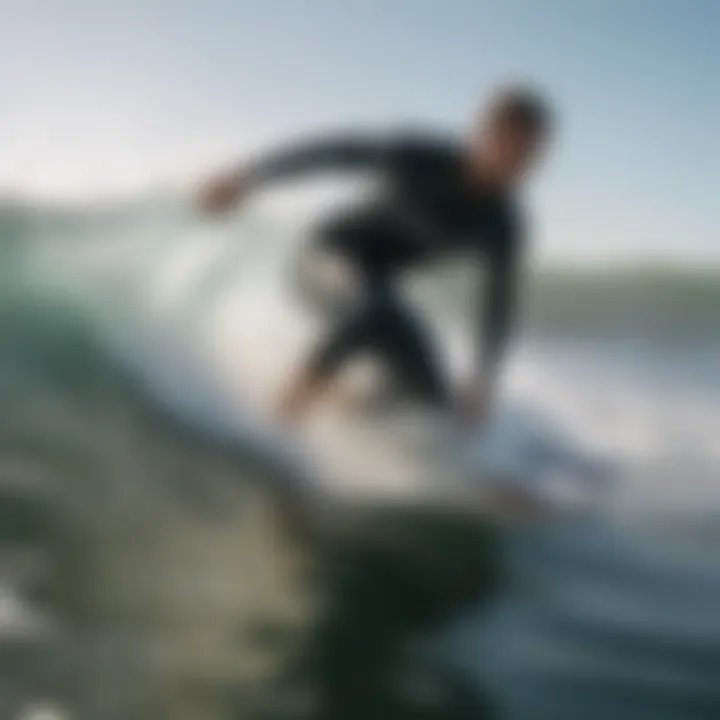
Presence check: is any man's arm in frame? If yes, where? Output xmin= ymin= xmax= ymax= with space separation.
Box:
xmin=198 ymin=130 xmax=445 ymax=214
xmin=478 ymin=252 xmax=517 ymax=387
xmin=243 ymin=134 xmax=388 ymax=190
xmin=467 ymin=228 xmax=523 ymax=421
xmin=198 ymin=134 xmax=392 ymax=213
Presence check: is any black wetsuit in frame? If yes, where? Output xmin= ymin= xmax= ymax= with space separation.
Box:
xmin=246 ymin=131 xmax=524 ymax=407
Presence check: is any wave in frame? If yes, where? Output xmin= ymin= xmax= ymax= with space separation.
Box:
xmin=3 ymin=195 xmax=720 ymax=719
xmin=0 ymin=205 xmax=504 ymax=717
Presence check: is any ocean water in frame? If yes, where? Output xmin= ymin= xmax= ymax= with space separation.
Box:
xmin=1 ymin=197 xmax=719 ymax=719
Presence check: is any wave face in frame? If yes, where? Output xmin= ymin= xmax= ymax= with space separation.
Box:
xmin=1 ymin=198 xmax=720 ymax=719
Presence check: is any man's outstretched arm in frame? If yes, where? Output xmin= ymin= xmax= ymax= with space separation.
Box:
xmin=198 ymin=134 xmax=389 ymax=213
xmin=244 ymin=135 xmax=388 ymax=187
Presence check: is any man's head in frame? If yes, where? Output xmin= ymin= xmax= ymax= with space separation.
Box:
xmin=470 ymin=85 xmax=553 ymax=187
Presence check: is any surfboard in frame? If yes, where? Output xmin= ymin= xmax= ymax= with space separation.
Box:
xmin=236 ymin=351 xmax=611 ymax=521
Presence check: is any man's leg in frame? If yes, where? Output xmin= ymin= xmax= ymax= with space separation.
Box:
xmin=376 ymin=298 xmax=451 ymax=410
xmin=276 ymin=301 xmax=379 ymax=424
xmin=277 ymin=278 xmax=451 ymax=423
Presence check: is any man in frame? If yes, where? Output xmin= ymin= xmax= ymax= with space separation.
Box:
xmin=199 ymin=86 xmax=552 ymax=427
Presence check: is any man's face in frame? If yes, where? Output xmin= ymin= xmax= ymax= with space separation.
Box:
xmin=473 ymin=117 xmax=546 ymax=186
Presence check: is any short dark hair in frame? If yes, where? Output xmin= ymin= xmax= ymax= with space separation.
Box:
xmin=486 ymin=85 xmax=553 ymax=137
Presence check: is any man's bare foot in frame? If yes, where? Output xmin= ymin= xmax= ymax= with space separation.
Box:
xmin=275 ymin=369 xmax=334 ymax=427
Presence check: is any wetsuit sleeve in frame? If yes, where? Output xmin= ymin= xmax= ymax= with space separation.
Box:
xmin=476 ymin=219 xmax=524 ymax=391
xmin=244 ymin=135 xmax=389 ymax=189
xmin=243 ymin=129 xmax=447 ymax=191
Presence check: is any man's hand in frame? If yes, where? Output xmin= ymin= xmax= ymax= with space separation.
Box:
xmin=197 ymin=169 xmax=249 ymax=215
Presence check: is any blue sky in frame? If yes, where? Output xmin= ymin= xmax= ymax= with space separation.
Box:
xmin=2 ymin=0 xmax=718 ymax=263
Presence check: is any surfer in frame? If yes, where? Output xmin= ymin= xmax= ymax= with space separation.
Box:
xmin=198 ymin=86 xmax=552 ymax=427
